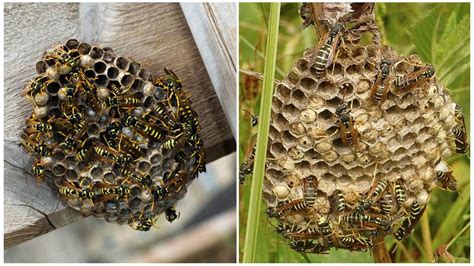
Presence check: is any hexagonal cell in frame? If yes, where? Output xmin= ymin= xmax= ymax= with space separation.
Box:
xmin=299 ymin=108 xmax=317 ymax=124
xmin=307 ymin=94 xmax=325 ymax=109
xmin=299 ymin=77 xmax=317 ymax=91
xmin=78 ymin=42 xmax=92 ymax=55
xmin=139 ymin=69 xmax=151 ymax=81
xmin=103 ymin=50 xmax=116 ymax=63
xmin=121 ymin=74 xmax=134 ymax=87
xmin=89 ymin=47 xmax=104 ymax=59
xmin=36 ymin=61 xmax=47 ymax=74
xmin=281 ymin=103 xmax=299 ymax=120
xmin=345 ymin=64 xmax=362 ymax=76
xmin=128 ymin=61 xmax=140 ymax=75
xmin=270 ymin=142 xmax=286 ymax=156
xmin=287 ymin=71 xmax=300 ymax=85
xmin=317 ymin=81 xmax=338 ymax=100
xmin=296 ymin=58 xmax=310 ymax=72
xmin=274 ymin=113 xmax=290 ymax=130
xmin=289 ymin=122 xmax=306 ymax=136
xmin=276 ymin=83 xmax=291 ymax=99
xmin=65 ymin=169 xmax=78 ymax=181
xmin=107 ymin=67 xmax=119 ymax=80
xmin=94 ymin=61 xmax=107 ymax=74
xmin=291 ymin=89 xmax=307 ymax=105
xmin=281 ymin=131 xmax=297 ymax=148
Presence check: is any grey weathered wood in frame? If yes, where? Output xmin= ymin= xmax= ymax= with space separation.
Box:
xmin=181 ymin=3 xmax=237 ymax=138
xmin=4 ymin=2 xmax=235 ymax=249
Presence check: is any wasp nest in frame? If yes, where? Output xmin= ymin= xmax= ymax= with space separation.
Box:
xmin=20 ymin=39 xmax=206 ymax=231
xmin=260 ymin=5 xmax=468 ymax=253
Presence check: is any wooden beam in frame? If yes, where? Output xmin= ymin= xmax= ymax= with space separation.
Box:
xmin=4 ymin=2 xmax=235 ymax=249
xmin=181 ymin=3 xmax=237 ymax=138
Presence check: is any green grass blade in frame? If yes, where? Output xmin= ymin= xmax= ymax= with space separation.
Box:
xmin=242 ymin=2 xmax=281 ymax=263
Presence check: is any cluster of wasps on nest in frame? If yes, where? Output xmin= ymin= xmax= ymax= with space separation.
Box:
xmin=240 ymin=4 xmax=468 ymax=254
xmin=20 ymin=39 xmax=206 ymax=231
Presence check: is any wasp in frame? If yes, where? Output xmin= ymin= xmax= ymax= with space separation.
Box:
xmin=299 ymin=2 xmax=314 ymax=29
xmin=58 ymin=181 xmax=96 ymax=205
xmin=312 ymin=23 xmax=345 ymax=77
xmin=20 ymin=137 xmax=50 ymax=157
xmin=31 ymin=162 xmax=46 ymax=182
xmin=394 ymin=181 xmax=406 ymax=207
xmin=103 ymin=96 xmax=141 ymax=108
xmin=151 ymin=102 xmax=182 ymax=132
xmin=356 ymin=178 xmax=388 ymax=213
xmin=61 ymin=84 xmax=78 ymax=104
xmin=452 ymin=125 xmax=468 ymax=154
xmin=342 ymin=213 xmax=389 ymax=230
xmin=370 ymin=60 xmax=391 ymax=104
xmin=339 ymin=236 xmax=373 ymax=251
xmin=243 ymin=109 xmax=259 ymax=127
xmin=274 ymin=199 xmax=308 ymax=213
xmin=56 ymin=105 xmax=86 ymax=133
xmin=303 ymin=175 xmax=317 ymax=207
xmin=152 ymin=185 xmax=170 ymax=201
xmin=393 ymin=63 xmax=435 ymax=90
xmin=75 ymin=137 xmax=95 ymax=162
xmin=379 ymin=194 xmax=393 ymax=215
xmin=239 ymin=134 xmax=256 ymax=185
xmin=120 ymin=167 xmax=153 ymax=188
xmin=453 ymin=103 xmax=465 ymax=125
xmin=24 ymin=116 xmax=54 ymax=135
xmin=335 ymin=190 xmax=346 ymax=212
xmin=394 ymin=201 xmax=425 ymax=241
xmin=289 ymin=240 xmax=329 ymax=254
xmin=162 ymin=126 xmax=192 ymax=151
xmin=182 ymin=105 xmax=200 ymax=131
xmin=163 ymin=170 xmax=188 ymax=193
xmin=156 ymin=68 xmax=182 ymax=91
xmin=59 ymin=135 xmax=77 ymax=152
xmin=434 ymin=160 xmax=457 ymax=191
xmin=338 ymin=235 xmax=372 ymax=249
xmin=44 ymin=46 xmax=80 ymax=70
xmin=132 ymin=213 xmax=156 ymax=231
xmin=122 ymin=113 xmax=164 ymax=141
xmin=265 ymin=206 xmax=284 ymax=218
xmin=94 ymin=144 xmax=133 ymax=167
xmin=317 ymin=217 xmax=333 ymax=236
xmin=96 ymin=183 xmax=131 ymax=199
xmin=165 ymin=206 xmax=180 ymax=223
xmin=23 ymin=76 xmax=50 ymax=98
xmin=275 ymin=222 xmax=299 ymax=236
xmin=335 ymin=103 xmax=358 ymax=146
xmin=139 ymin=123 xmax=164 ymax=141
xmin=108 ymin=82 xmax=131 ymax=96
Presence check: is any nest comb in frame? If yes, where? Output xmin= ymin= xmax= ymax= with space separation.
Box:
xmin=20 ymin=39 xmax=206 ymax=231
xmin=253 ymin=4 xmax=468 ymax=253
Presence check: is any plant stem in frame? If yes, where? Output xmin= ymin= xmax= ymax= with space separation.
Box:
xmin=420 ymin=209 xmax=434 ymax=262
xmin=372 ymin=236 xmax=391 ymax=263
xmin=242 ymin=3 xmax=281 ymax=263
xmin=447 ymin=221 xmax=470 ymax=249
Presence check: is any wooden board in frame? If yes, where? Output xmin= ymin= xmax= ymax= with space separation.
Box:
xmin=181 ymin=3 xmax=237 ymax=138
xmin=4 ymin=2 xmax=235 ymax=249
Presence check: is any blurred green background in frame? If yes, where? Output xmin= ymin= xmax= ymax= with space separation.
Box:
xmin=239 ymin=3 xmax=470 ymax=263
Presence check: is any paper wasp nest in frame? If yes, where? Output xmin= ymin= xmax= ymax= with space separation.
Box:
xmin=261 ymin=5 xmax=468 ymax=253
xmin=21 ymin=39 xmax=206 ymax=231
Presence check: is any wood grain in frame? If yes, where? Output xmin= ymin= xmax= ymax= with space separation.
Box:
xmin=181 ymin=3 xmax=237 ymax=138
xmin=4 ymin=2 xmax=235 ymax=249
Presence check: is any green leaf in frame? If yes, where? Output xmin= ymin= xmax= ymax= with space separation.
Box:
xmin=409 ymin=6 xmax=441 ymax=62
xmin=437 ymin=14 xmax=470 ymax=72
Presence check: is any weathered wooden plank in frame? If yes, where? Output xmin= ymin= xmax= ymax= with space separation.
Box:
xmin=181 ymin=3 xmax=237 ymax=138
xmin=4 ymin=2 xmax=235 ymax=249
